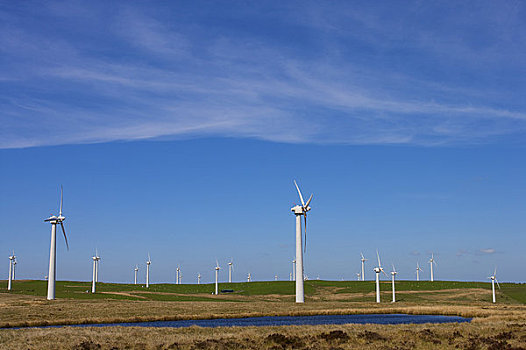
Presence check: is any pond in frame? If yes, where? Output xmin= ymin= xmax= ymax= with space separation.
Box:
xmin=43 ymin=314 xmax=470 ymax=329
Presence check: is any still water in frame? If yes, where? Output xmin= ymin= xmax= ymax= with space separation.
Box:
xmin=49 ymin=314 xmax=470 ymax=328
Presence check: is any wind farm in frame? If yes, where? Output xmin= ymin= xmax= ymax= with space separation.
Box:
xmin=2 ymin=1 xmax=526 ymax=349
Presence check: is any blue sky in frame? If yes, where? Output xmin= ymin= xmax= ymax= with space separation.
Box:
xmin=1 ymin=1 xmax=525 ymax=284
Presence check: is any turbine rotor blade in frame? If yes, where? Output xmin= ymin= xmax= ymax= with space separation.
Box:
xmin=60 ymin=222 xmax=69 ymax=250
xmin=305 ymin=194 xmax=313 ymax=208
xmin=59 ymin=185 xmax=63 ymax=216
xmin=496 ymin=279 xmax=501 ymax=289
xmin=376 ymin=250 xmax=381 ymax=267
xmin=294 ymin=180 xmax=305 ymax=206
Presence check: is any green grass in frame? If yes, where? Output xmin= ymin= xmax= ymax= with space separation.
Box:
xmin=2 ymin=279 xmax=525 ymax=304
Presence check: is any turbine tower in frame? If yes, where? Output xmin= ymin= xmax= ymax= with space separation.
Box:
xmin=356 ymin=272 xmax=361 ymax=281
xmin=275 ymin=275 xmax=278 ymax=281
xmin=91 ymin=254 xmax=97 ymax=293
xmin=429 ymin=253 xmax=437 ymax=281
xmin=291 ymin=180 xmax=313 ymax=303
xmin=214 ymin=261 xmax=220 ymax=295
xmin=176 ymin=266 xmax=180 ymax=285
xmin=416 ymin=262 xmax=423 ymax=281
xmin=391 ymin=264 xmax=397 ymax=303
xmin=146 ymin=254 xmax=151 ymax=288
xmin=197 ymin=273 xmax=201 ymax=285
xmin=228 ymin=259 xmax=234 ymax=283
xmin=360 ymin=253 xmax=367 ymax=281
xmin=489 ymin=268 xmax=500 ymax=303
xmin=373 ymin=250 xmax=388 ymax=303
xmin=247 ymin=272 xmax=251 ymax=282
xmin=292 ymin=259 xmax=296 ymax=281
xmin=289 ymin=272 xmax=292 ymax=281
xmin=134 ymin=265 xmax=139 ymax=285
xmin=44 ymin=186 xmax=69 ymax=300
xmin=7 ymin=251 xmax=16 ymax=291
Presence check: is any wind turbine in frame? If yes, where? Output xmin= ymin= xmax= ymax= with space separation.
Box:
xmin=360 ymin=253 xmax=367 ymax=281
xmin=44 ymin=186 xmax=69 ymax=300
xmin=197 ymin=273 xmax=201 ymax=285
xmin=7 ymin=251 xmax=15 ymax=291
xmin=489 ymin=268 xmax=500 ymax=303
xmin=416 ymin=262 xmax=423 ymax=281
xmin=214 ymin=261 xmax=220 ymax=295
xmin=247 ymin=272 xmax=251 ymax=282
xmin=146 ymin=253 xmax=151 ymax=288
xmin=429 ymin=253 xmax=437 ymax=282
xmin=291 ymin=180 xmax=313 ymax=303
xmin=275 ymin=275 xmax=278 ymax=281
xmin=95 ymin=249 xmax=100 ymax=282
xmin=12 ymin=258 xmax=17 ymax=281
xmin=228 ymin=259 xmax=234 ymax=283
xmin=289 ymin=272 xmax=292 ymax=281
xmin=179 ymin=267 xmax=182 ymax=285
xmin=391 ymin=264 xmax=397 ymax=303
xmin=356 ymin=272 xmax=361 ymax=281
xmin=176 ymin=266 xmax=180 ymax=285
xmin=91 ymin=253 xmax=97 ymax=293
xmin=373 ymin=250 xmax=388 ymax=303
xmin=292 ymin=259 xmax=296 ymax=281
xmin=134 ymin=265 xmax=139 ymax=285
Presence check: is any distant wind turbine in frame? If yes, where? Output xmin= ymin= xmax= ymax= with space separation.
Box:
xmin=7 ymin=251 xmax=15 ymax=291
xmin=247 ymin=272 xmax=251 ymax=282
xmin=356 ymin=272 xmax=361 ymax=281
xmin=275 ymin=275 xmax=278 ymax=281
xmin=416 ymin=262 xmax=423 ymax=281
xmin=489 ymin=268 xmax=500 ymax=303
xmin=95 ymin=249 xmax=100 ymax=282
xmin=373 ymin=250 xmax=388 ymax=303
xmin=91 ymin=253 xmax=97 ymax=293
xmin=391 ymin=264 xmax=397 ymax=303
xmin=44 ymin=186 xmax=69 ymax=300
xmin=12 ymin=258 xmax=17 ymax=281
xmin=197 ymin=273 xmax=201 ymax=285
xmin=429 ymin=253 xmax=437 ymax=281
xmin=289 ymin=272 xmax=292 ymax=281
xmin=360 ymin=253 xmax=367 ymax=281
xmin=134 ymin=265 xmax=139 ymax=285
xmin=228 ymin=259 xmax=234 ymax=283
xmin=292 ymin=259 xmax=296 ymax=281
xmin=146 ymin=253 xmax=151 ymax=288
xmin=176 ymin=266 xmax=180 ymax=285
xmin=214 ymin=261 xmax=220 ymax=295
xmin=291 ymin=180 xmax=313 ymax=303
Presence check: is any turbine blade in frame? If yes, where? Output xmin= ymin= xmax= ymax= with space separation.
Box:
xmin=148 ymin=253 xmax=151 ymax=262
xmin=496 ymin=279 xmax=501 ymax=289
xmin=59 ymin=185 xmax=63 ymax=216
xmin=376 ymin=250 xmax=381 ymax=267
xmin=494 ymin=267 xmax=497 ymax=276
xmin=294 ymin=180 xmax=305 ymax=206
xmin=361 ymin=252 xmax=364 ymax=260
xmin=60 ymin=222 xmax=69 ymax=250
xmin=305 ymin=194 xmax=313 ymax=208
xmin=303 ymin=214 xmax=307 ymax=252
xmin=381 ymin=268 xmax=388 ymax=277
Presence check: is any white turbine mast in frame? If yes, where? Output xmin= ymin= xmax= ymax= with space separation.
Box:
xmin=356 ymin=272 xmax=361 ymax=281
xmin=291 ymin=180 xmax=313 ymax=303
xmin=292 ymin=259 xmax=296 ymax=281
xmin=275 ymin=275 xmax=278 ymax=281
xmin=94 ymin=248 xmax=100 ymax=283
xmin=373 ymin=250 xmax=388 ymax=303
xmin=416 ymin=262 xmax=423 ymax=281
xmin=228 ymin=258 xmax=234 ymax=283
xmin=489 ymin=267 xmax=500 ymax=303
xmin=391 ymin=263 xmax=397 ymax=303
xmin=247 ymin=272 xmax=251 ymax=282
xmin=91 ymin=252 xmax=97 ymax=293
xmin=176 ymin=265 xmax=180 ymax=285
xmin=214 ymin=260 xmax=220 ymax=295
xmin=146 ymin=253 xmax=151 ymax=288
xmin=7 ymin=251 xmax=16 ymax=291
xmin=360 ymin=252 xmax=367 ymax=281
xmin=429 ymin=253 xmax=437 ymax=282
xmin=44 ymin=186 xmax=69 ymax=300
xmin=197 ymin=273 xmax=201 ymax=285
xmin=134 ymin=265 xmax=139 ymax=285
xmin=12 ymin=256 xmax=17 ymax=281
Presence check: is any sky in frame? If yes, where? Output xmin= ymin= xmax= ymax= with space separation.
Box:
xmin=1 ymin=1 xmax=525 ymax=284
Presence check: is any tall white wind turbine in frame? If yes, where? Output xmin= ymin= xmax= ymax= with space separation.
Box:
xmin=91 ymin=253 xmax=97 ymax=293
xmin=146 ymin=253 xmax=151 ymax=288
xmin=391 ymin=264 xmax=397 ymax=303
xmin=176 ymin=266 xmax=180 ymax=285
xmin=373 ymin=250 xmax=388 ymax=303
xmin=44 ymin=186 xmax=69 ymax=300
xmin=197 ymin=273 xmax=201 ymax=285
xmin=360 ymin=253 xmax=367 ymax=281
xmin=416 ymin=262 xmax=423 ymax=281
xmin=247 ymin=272 xmax=251 ymax=282
xmin=134 ymin=265 xmax=139 ymax=285
xmin=489 ymin=268 xmax=500 ymax=303
xmin=356 ymin=272 xmax=361 ymax=281
xmin=7 ymin=251 xmax=16 ymax=291
xmin=291 ymin=180 xmax=313 ymax=303
xmin=290 ymin=272 xmax=292 ymax=281
xmin=214 ymin=261 xmax=220 ymax=295
xmin=429 ymin=253 xmax=437 ymax=282
xmin=292 ymin=259 xmax=296 ymax=281
xmin=228 ymin=259 xmax=234 ymax=283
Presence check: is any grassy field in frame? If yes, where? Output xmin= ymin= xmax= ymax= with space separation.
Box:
xmin=0 ymin=279 xmax=525 ymax=349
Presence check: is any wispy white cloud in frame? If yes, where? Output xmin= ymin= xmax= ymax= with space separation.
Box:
xmin=1 ymin=2 xmax=526 ymax=149
xmin=479 ymin=248 xmax=496 ymax=254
